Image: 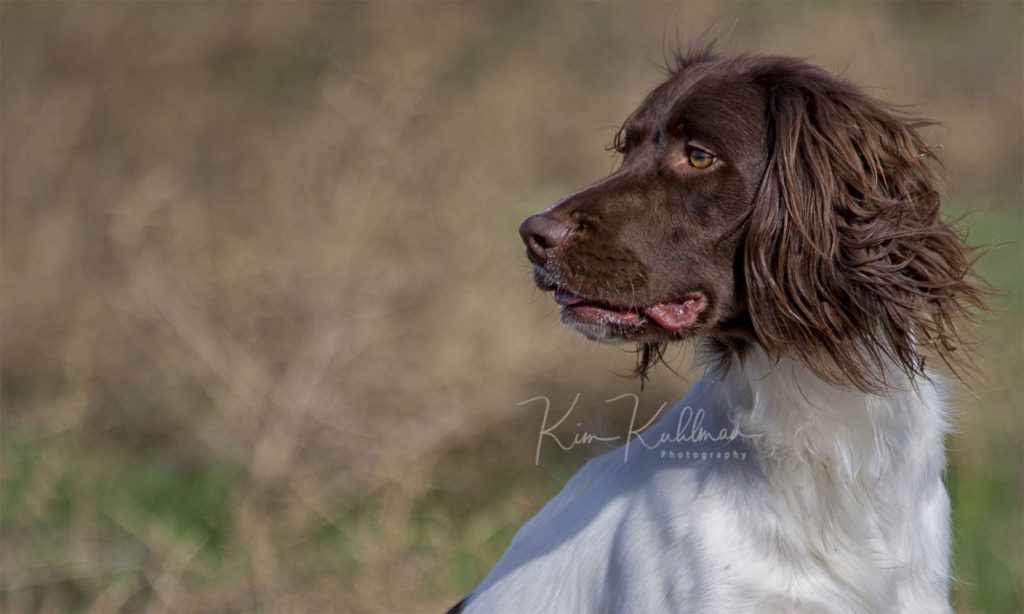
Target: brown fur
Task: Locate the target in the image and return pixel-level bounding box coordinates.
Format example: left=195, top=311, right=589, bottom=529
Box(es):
left=739, top=57, right=984, bottom=392
left=522, top=49, right=984, bottom=393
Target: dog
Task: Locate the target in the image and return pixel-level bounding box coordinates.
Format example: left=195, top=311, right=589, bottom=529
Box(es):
left=451, top=49, right=982, bottom=613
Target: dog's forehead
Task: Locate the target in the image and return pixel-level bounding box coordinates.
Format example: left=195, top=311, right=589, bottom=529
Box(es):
left=629, top=61, right=765, bottom=145
left=632, top=62, right=751, bottom=121
left=661, top=60, right=728, bottom=102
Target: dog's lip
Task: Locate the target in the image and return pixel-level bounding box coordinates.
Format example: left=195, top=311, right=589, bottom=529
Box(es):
left=552, top=288, right=707, bottom=332
left=644, top=294, right=708, bottom=331
left=554, top=290, right=585, bottom=306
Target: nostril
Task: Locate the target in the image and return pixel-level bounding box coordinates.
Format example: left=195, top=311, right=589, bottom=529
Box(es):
left=521, top=230, right=551, bottom=265
left=519, top=214, right=571, bottom=261
left=530, top=231, right=553, bottom=250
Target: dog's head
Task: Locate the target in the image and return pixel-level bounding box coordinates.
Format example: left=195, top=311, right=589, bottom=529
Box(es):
left=521, top=51, right=982, bottom=391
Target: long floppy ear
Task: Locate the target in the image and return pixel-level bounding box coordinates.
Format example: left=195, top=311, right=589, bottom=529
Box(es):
left=744, top=62, right=984, bottom=392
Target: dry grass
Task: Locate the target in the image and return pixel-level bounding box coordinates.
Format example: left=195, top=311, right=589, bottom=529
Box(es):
left=1, top=3, right=1021, bottom=612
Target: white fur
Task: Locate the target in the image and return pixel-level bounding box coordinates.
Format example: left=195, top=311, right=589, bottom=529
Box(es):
left=462, top=347, right=952, bottom=613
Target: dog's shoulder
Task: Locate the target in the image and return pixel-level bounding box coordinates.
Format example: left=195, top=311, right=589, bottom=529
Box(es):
left=461, top=376, right=757, bottom=612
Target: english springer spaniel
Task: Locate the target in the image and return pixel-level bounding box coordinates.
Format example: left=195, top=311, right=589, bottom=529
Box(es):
left=452, top=49, right=982, bottom=613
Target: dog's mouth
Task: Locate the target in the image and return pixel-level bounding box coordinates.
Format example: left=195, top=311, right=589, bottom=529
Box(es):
left=552, top=288, right=708, bottom=337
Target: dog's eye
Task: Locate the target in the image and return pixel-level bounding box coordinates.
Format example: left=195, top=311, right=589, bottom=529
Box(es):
left=688, top=148, right=716, bottom=169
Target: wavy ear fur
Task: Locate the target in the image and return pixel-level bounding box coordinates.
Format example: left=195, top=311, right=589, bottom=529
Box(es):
left=745, top=61, right=984, bottom=392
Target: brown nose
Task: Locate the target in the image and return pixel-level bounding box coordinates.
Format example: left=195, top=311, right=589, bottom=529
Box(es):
left=519, top=214, right=571, bottom=265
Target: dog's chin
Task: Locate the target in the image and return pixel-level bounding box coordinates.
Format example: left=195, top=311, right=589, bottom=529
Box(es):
left=561, top=309, right=648, bottom=344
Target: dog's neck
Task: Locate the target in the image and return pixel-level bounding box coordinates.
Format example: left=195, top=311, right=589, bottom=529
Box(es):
left=694, top=344, right=953, bottom=605
left=708, top=344, right=949, bottom=509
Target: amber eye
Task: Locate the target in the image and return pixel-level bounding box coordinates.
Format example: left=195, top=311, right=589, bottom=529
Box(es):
left=688, top=148, right=716, bottom=169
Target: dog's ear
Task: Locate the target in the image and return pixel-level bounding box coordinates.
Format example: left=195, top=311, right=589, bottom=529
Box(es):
left=744, top=63, right=984, bottom=392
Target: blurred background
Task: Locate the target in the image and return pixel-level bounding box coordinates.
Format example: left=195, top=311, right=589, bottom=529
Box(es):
left=2, top=2, right=1021, bottom=612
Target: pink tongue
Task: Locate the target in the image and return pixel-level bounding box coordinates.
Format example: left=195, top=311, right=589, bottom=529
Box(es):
left=643, top=296, right=707, bottom=332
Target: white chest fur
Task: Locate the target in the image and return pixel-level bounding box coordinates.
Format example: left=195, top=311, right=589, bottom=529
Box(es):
left=464, top=349, right=953, bottom=613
